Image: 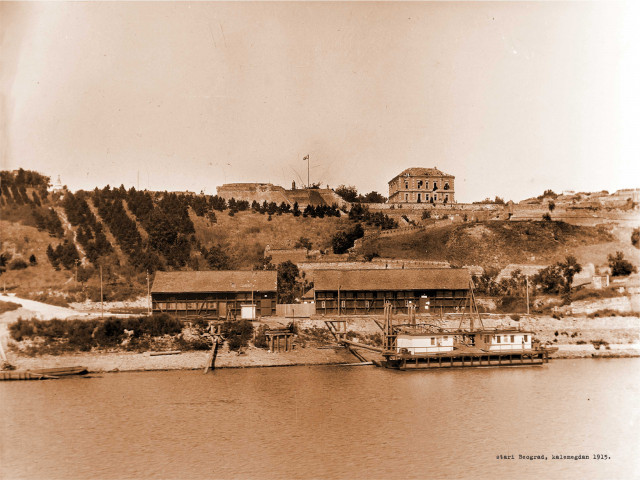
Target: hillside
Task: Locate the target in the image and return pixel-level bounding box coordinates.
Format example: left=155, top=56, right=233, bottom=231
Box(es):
left=360, top=220, right=629, bottom=269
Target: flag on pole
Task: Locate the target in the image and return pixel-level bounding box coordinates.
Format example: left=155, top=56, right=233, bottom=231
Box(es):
left=303, top=155, right=309, bottom=160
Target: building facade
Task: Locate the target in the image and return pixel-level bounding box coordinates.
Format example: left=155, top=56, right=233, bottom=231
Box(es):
left=312, top=268, right=471, bottom=315
left=388, top=167, right=455, bottom=204
left=151, top=270, right=277, bottom=319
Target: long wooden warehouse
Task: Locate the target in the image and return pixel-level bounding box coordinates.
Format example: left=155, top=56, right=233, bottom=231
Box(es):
left=151, top=271, right=277, bottom=319
left=312, top=268, right=471, bottom=315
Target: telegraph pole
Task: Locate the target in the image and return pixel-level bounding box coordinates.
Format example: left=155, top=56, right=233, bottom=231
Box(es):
left=526, top=276, right=530, bottom=315
left=147, top=270, right=151, bottom=317
left=100, top=265, right=104, bottom=319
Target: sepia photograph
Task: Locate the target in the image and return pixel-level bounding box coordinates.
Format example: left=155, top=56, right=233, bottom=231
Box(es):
left=1, top=1, right=639, bottom=479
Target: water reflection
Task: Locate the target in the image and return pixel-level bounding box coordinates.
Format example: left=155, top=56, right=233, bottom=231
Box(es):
left=2, top=359, right=639, bottom=479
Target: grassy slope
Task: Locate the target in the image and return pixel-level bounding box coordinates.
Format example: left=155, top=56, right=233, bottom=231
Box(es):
left=192, top=210, right=350, bottom=268
left=0, top=220, right=71, bottom=293
left=361, top=220, right=620, bottom=269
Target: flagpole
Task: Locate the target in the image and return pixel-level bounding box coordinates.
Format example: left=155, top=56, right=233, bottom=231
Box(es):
left=307, top=155, right=310, bottom=188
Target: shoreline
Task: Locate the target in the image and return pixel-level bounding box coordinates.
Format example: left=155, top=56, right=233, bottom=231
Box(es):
left=4, top=343, right=639, bottom=374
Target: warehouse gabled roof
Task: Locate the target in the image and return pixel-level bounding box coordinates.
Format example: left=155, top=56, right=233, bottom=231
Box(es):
left=151, top=270, right=277, bottom=294
left=312, top=268, right=470, bottom=291
left=389, top=167, right=454, bottom=184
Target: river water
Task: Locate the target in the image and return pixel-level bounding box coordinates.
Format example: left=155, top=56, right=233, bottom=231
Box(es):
left=1, top=359, right=639, bottom=480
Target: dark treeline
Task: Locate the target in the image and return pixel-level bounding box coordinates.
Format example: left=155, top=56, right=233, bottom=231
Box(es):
left=348, top=204, right=398, bottom=230
left=33, top=208, right=64, bottom=238
left=334, top=185, right=387, bottom=204
left=46, top=240, right=80, bottom=270
left=91, top=186, right=160, bottom=271
left=0, top=169, right=50, bottom=205
left=62, top=191, right=113, bottom=264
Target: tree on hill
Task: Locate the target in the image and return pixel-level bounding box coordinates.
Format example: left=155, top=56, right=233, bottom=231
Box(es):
left=631, top=228, right=639, bottom=249
left=331, top=223, right=364, bottom=254
left=294, top=237, right=313, bottom=250
left=608, top=251, right=637, bottom=277
left=335, top=185, right=359, bottom=203
left=532, top=256, right=581, bottom=295
left=277, top=261, right=300, bottom=303
left=359, top=191, right=387, bottom=203
left=204, top=244, right=232, bottom=270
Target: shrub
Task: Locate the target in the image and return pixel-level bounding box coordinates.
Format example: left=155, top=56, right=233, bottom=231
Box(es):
left=542, top=213, right=551, bottom=221
left=608, top=251, right=637, bottom=277
left=8, top=259, right=28, bottom=270
left=632, top=227, right=640, bottom=249
left=591, top=339, right=609, bottom=350
left=0, top=300, right=21, bottom=315
left=9, top=318, right=36, bottom=341
left=139, top=313, right=182, bottom=337
left=510, top=314, right=521, bottom=321
left=254, top=324, right=269, bottom=349
left=221, top=319, right=254, bottom=351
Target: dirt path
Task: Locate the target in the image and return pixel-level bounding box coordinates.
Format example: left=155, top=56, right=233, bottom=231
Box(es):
left=0, top=294, right=89, bottom=321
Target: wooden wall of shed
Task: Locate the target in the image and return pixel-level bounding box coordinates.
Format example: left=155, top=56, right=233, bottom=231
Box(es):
left=314, top=289, right=469, bottom=315
left=151, top=291, right=276, bottom=319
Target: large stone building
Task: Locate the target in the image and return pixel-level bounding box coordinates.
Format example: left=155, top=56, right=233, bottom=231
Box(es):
left=388, top=167, right=455, bottom=204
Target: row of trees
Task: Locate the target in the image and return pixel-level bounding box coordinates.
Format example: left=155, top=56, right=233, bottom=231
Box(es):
left=348, top=204, right=398, bottom=230
left=334, top=185, right=387, bottom=204
left=0, top=169, right=50, bottom=206
left=62, top=192, right=113, bottom=264
left=33, top=208, right=64, bottom=238
left=474, top=251, right=637, bottom=300
left=46, top=240, right=80, bottom=270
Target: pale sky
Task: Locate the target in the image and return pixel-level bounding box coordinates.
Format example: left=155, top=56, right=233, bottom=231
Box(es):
left=2, top=1, right=639, bottom=202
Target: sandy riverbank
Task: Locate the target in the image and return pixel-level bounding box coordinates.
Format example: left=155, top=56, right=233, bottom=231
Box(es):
left=6, top=345, right=361, bottom=373
left=5, top=342, right=640, bottom=373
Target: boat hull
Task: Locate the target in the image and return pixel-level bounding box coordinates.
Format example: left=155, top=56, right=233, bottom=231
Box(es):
left=380, top=350, right=551, bottom=370
left=1, top=366, right=88, bottom=381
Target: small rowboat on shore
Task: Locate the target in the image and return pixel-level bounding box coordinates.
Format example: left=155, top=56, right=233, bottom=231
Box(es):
left=0, top=366, right=88, bottom=381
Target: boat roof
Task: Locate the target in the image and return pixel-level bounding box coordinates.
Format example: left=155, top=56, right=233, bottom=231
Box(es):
left=396, top=328, right=534, bottom=336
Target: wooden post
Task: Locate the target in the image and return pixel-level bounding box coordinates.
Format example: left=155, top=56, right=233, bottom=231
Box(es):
left=526, top=276, right=530, bottom=315
left=100, top=265, right=104, bottom=319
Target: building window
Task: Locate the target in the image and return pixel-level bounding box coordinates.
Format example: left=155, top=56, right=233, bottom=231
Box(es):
left=433, top=194, right=438, bottom=202
left=444, top=195, right=448, bottom=204
left=510, top=335, right=515, bottom=343
left=433, top=182, right=438, bottom=191
left=405, top=182, right=409, bottom=189
left=496, top=336, right=501, bottom=344
left=417, top=193, right=421, bottom=203
left=321, top=301, right=326, bottom=308
left=425, top=194, right=430, bottom=202
left=484, top=335, right=490, bottom=343
left=417, top=180, right=423, bottom=188
left=524, top=335, right=528, bottom=342
left=404, top=193, right=408, bottom=202
left=365, top=300, right=370, bottom=308
left=431, top=338, right=436, bottom=346
left=444, top=182, right=450, bottom=190
left=341, top=300, right=346, bottom=308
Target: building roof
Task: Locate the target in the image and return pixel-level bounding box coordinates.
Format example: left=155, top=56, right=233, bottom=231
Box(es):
left=312, top=268, right=470, bottom=291
left=389, top=167, right=454, bottom=183
left=151, top=270, right=277, bottom=294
